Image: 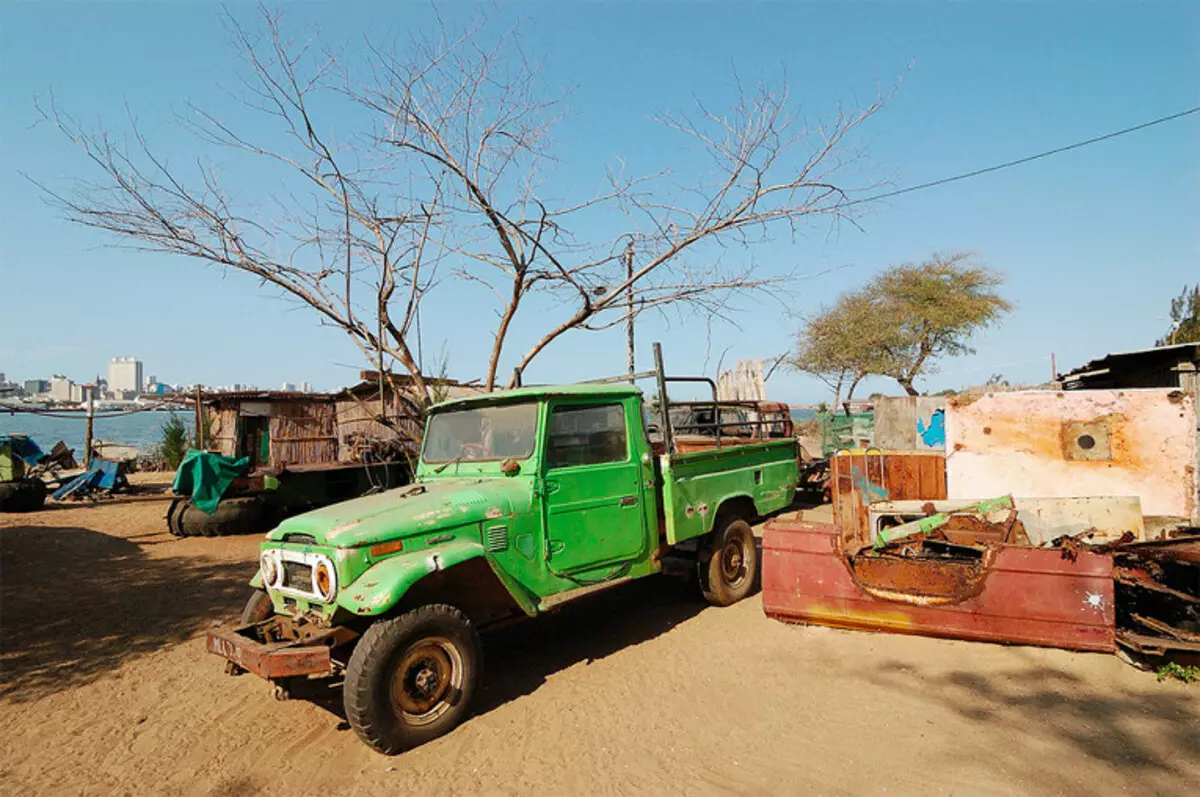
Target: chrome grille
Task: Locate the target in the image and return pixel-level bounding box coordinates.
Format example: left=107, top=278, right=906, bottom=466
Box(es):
left=485, top=525, right=508, bottom=552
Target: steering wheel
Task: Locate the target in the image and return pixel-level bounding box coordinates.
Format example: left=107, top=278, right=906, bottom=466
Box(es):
left=460, top=442, right=488, bottom=460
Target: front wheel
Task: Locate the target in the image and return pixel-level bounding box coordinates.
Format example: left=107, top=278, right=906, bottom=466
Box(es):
left=240, top=589, right=274, bottom=625
left=343, top=604, right=482, bottom=755
left=701, top=517, right=758, bottom=606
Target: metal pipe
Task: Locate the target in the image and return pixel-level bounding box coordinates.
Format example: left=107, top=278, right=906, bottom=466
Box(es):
left=653, top=342, right=673, bottom=454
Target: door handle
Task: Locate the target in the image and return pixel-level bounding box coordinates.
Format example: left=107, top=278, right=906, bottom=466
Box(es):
left=620, top=495, right=638, bottom=507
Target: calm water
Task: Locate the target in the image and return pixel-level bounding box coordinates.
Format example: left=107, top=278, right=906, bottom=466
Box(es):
left=0, top=410, right=191, bottom=455
left=1, top=406, right=819, bottom=457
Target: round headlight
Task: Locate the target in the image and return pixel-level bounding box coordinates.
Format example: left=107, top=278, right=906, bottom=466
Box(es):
left=261, top=553, right=280, bottom=588
left=313, top=560, right=336, bottom=602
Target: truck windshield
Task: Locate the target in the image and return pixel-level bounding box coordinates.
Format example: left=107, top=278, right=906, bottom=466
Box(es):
left=422, top=402, right=539, bottom=463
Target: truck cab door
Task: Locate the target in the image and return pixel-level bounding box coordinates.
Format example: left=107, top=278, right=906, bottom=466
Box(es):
left=542, top=400, right=648, bottom=576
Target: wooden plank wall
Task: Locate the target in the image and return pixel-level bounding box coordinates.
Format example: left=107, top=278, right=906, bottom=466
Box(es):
left=268, top=402, right=338, bottom=467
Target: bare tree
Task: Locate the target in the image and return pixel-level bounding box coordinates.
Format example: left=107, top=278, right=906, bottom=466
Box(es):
left=36, top=7, right=889, bottom=414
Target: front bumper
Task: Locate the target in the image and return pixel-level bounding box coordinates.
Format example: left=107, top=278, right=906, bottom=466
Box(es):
left=205, top=617, right=357, bottom=680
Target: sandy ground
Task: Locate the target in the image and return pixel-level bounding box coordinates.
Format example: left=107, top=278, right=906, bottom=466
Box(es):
left=2, top=481, right=1198, bottom=797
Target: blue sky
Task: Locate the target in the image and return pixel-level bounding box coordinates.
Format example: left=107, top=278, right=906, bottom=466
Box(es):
left=2, top=2, right=1197, bottom=401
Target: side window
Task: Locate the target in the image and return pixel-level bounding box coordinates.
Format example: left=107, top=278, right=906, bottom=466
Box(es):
left=547, top=403, right=628, bottom=469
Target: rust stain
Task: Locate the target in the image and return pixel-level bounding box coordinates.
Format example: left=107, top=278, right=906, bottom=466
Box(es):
left=850, top=554, right=989, bottom=606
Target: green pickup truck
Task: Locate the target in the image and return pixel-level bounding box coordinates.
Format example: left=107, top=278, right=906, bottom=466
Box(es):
left=207, top=374, right=798, bottom=754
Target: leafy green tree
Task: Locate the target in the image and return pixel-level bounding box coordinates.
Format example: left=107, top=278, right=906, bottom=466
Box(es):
left=870, top=253, right=1012, bottom=395
left=792, top=292, right=898, bottom=407
left=1157, top=284, right=1200, bottom=346
left=794, top=253, right=1012, bottom=398
left=157, top=413, right=190, bottom=470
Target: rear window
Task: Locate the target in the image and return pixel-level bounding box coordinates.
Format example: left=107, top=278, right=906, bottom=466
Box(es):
left=547, top=403, right=628, bottom=468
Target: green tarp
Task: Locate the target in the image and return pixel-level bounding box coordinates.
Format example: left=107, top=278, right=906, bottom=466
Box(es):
left=172, top=449, right=250, bottom=515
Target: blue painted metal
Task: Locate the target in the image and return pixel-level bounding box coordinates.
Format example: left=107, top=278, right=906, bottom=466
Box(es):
left=917, top=408, right=946, bottom=448
left=53, top=458, right=127, bottom=500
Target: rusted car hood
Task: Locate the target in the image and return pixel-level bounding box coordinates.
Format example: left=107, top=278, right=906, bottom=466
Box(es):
left=265, top=477, right=533, bottom=547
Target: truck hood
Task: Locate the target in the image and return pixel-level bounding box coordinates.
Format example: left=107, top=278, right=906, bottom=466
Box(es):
left=266, top=477, right=533, bottom=548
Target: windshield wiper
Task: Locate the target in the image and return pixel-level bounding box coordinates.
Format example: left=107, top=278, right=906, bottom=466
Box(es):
left=433, top=456, right=462, bottom=474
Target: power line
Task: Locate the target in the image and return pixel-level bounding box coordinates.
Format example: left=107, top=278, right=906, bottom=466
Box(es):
left=849, top=106, right=1200, bottom=206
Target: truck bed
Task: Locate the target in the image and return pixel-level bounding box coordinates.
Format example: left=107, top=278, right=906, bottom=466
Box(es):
left=660, top=439, right=798, bottom=544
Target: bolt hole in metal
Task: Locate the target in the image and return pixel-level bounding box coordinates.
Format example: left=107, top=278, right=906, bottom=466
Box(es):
left=1077, top=434, right=1096, bottom=450
left=391, top=638, right=463, bottom=726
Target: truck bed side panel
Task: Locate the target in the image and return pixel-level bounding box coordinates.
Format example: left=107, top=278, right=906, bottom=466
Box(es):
left=661, top=439, right=798, bottom=545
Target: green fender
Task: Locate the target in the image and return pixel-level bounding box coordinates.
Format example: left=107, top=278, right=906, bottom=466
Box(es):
left=249, top=571, right=263, bottom=589
left=336, top=540, right=539, bottom=618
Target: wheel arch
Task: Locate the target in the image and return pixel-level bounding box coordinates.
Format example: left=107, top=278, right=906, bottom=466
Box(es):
left=711, top=494, right=758, bottom=532
left=338, top=542, right=537, bottom=627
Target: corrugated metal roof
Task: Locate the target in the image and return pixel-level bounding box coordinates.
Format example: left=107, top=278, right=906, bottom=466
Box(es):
left=1060, top=342, right=1200, bottom=379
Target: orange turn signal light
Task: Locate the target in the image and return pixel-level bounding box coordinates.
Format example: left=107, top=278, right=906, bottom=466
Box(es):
left=369, top=539, right=405, bottom=558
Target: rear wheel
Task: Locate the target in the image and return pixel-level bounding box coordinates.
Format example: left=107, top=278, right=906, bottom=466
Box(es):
left=343, top=604, right=481, bottom=755
left=701, top=517, right=758, bottom=606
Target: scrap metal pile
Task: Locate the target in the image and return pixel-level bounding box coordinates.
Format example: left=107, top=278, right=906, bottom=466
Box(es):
left=763, top=495, right=1199, bottom=663
left=763, top=385, right=1200, bottom=668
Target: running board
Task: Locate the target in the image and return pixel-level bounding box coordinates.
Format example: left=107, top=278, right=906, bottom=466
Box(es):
left=537, top=575, right=636, bottom=611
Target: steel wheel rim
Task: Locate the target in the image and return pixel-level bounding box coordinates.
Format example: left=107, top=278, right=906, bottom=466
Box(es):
left=390, top=637, right=463, bottom=726
left=720, top=533, right=749, bottom=588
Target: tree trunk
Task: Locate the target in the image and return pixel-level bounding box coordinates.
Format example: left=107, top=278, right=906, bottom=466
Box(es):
left=897, top=378, right=918, bottom=396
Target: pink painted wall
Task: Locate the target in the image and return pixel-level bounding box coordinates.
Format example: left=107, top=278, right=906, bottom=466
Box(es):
left=945, top=389, right=1196, bottom=518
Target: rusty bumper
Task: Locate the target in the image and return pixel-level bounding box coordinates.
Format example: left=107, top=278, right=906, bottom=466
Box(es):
left=205, top=623, right=343, bottom=680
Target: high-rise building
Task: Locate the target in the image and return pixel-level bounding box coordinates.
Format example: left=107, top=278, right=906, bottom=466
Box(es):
left=24, top=379, right=50, bottom=395
left=281, top=382, right=297, bottom=392
left=107, top=357, right=144, bottom=395
left=300, top=381, right=312, bottom=394
left=49, top=375, right=73, bottom=402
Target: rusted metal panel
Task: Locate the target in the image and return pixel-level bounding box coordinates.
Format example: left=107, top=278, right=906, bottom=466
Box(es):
left=869, top=496, right=1145, bottom=546
left=945, top=389, right=1197, bottom=520
left=761, top=515, right=1116, bottom=652
left=205, top=624, right=336, bottom=679
left=831, top=450, right=947, bottom=547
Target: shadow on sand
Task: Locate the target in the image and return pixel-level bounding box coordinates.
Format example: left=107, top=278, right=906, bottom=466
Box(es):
left=0, top=525, right=253, bottom=702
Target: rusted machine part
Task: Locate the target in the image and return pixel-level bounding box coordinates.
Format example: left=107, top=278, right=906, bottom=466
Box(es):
left=1114, top=566, right=1200, bottom=604
left=849, top=547, right=994, bottom=606
left=936, top=510, right=1030, bottom=547
left=206, top=617, right=358, bottom=680
left=1116, top=630, right=1200, bottom=656
left=1130, top=613, right=1200, bottom=643
left=762, top=515, right=1116, bottom=653
left=1111, top=534, right=1200, bottom=563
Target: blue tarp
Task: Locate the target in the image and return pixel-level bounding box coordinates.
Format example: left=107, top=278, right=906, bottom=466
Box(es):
left=0, top=435, right=45, bottom=467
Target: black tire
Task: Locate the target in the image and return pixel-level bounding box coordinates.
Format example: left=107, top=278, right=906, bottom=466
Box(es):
left=343, top=604, right=482, bottom=755
left=166, top=497, right=188, bottom=537
left=0, top=479, right=47, bottom=513
left=700, top=517, right=758, bottom=606
left=240, top=589, right=275, bottom=625
left=175, top=496, right=273, bottom=537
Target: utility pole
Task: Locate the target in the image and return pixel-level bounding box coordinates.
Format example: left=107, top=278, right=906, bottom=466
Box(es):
left=194, top=384, right=205, bottom=450
left=625, top=241, right=635, bottom=382
left=84, top=393, right=95, bottom=466
left=1050, top=353, right=1057, bottom=385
